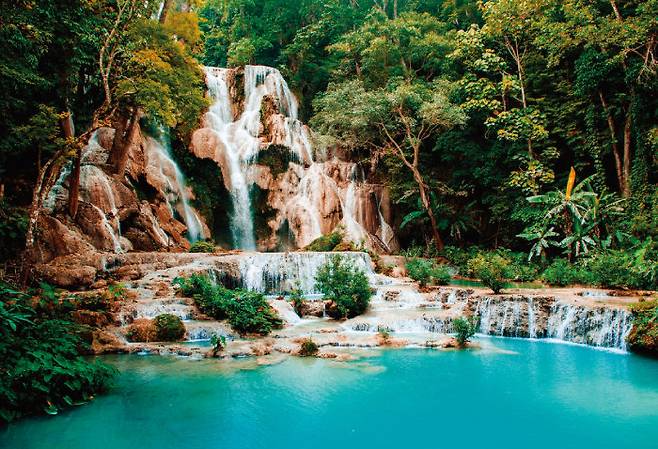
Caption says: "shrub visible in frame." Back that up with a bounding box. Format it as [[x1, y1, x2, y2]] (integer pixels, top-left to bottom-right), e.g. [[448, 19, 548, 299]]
[[467, 253, 511, 293], [174, 274, 282, 335], [315, 255, 372, 318], [209, 333, 227, 357], [125, 318, 157, 342], [440, 245, 480, 274], [627, 300, 658, 356], [189, 240, 216, 253], [303, 229, 343, 251], [406, 258, 433, 286], [432, 265, 452, 285], [153, 314, 185, 341], [299, 338, 318, 356], [405, 258, 452, 287], [0, 283, 116, 423], [453, 316, 478, 346], [289, 287, 304, 316], [541, 258, 582, 286]]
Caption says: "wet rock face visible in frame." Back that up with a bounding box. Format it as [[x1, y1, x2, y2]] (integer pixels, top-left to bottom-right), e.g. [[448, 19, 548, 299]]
[[37, 125, 207, 263], [191, 65, 399, 252]]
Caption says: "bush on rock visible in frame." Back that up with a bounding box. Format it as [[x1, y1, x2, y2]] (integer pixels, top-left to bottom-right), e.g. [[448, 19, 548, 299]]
[[315, 256, 371, 319], [153, 313, 185, 341], [173, 274, 282, 335]]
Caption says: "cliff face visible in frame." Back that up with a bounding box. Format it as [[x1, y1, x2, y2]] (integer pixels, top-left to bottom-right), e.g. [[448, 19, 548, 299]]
[[36, 126, 209, 285], [191, 65, 399, 253]]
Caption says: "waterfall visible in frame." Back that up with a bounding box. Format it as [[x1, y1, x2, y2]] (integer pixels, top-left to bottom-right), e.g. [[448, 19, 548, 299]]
[[144, 130, 204, 242], [204, 65, 314, 249], [546, 302, 632, 349], [473, 296, 633, 350], [237, 251, 376, 294]]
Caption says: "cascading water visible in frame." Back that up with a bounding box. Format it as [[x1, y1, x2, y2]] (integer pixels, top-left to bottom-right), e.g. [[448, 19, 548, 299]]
[[198, 65, 397, 251], [203, 65, 314, 249], [79, 165, 124, 252], [473, 296, 633, 350], [237, 251, 377, 295], [143, 129, 204, 242]]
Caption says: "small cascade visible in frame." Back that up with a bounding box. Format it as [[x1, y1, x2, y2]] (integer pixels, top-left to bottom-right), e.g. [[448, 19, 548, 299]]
[[79, 165, 123, 252], [237, 251, 376, 294], [473, 296, 633, 350], [144, 130, 205, 242], [547, 302, 632, 350]]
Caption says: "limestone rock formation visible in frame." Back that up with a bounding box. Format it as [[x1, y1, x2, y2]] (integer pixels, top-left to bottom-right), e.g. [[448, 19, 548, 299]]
[[191, 65, 399, 252], [37, 125, 209, 273]]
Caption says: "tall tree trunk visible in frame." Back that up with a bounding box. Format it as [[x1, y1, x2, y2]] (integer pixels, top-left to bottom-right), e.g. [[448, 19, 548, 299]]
[[61, 113, 81, 218], [598, 90, 625, 193], [622, 106, 632, 197], [160, 0, 175, 24], [412, 168, 444, 252], [68, 147, 81, 218]]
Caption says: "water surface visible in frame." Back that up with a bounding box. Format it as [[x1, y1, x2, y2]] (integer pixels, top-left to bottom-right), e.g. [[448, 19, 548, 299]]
[[3, 339, 658, 449]]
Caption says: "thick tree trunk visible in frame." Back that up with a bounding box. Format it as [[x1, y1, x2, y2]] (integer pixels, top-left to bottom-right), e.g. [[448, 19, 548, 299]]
[[109, 108, 142, 176]]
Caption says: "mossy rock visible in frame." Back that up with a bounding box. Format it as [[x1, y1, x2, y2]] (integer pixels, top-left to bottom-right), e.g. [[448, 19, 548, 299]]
[[303, 230, 344, 252], [126, 319, 157, 342], [189, 240, 216, 253], [628, 300, 658, 356], [153, 313, 186, 341]]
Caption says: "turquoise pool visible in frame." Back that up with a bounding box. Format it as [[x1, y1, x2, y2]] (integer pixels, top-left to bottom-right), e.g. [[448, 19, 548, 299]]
[[2, 339, 658, 449]]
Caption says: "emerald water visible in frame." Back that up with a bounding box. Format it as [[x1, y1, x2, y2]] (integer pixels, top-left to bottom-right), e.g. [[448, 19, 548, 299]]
[[3, 339, 658, 449]]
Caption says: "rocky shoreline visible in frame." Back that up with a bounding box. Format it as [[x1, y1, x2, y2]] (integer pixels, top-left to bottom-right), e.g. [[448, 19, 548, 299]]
[[45, 251, 649, 359]]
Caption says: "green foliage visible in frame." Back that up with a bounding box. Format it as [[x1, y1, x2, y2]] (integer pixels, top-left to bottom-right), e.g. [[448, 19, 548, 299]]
[[627, 300, 658, 356], [452, 316, 478, 346], [0, 202, 28, 262], [299, 338, 318, 357], [303, 229, 344, 252], [0, 283, 116, 423], [210, 333, 227, 356], [289, 286, 304, 316], [467, 253, 512, 293], [174, 274, 283, 335], [189, 240, 217, 253], [153, 314, 185, 341], [405, 258, 451, 287], [541, 259, 584, 287], [315, 256, 371, 319]]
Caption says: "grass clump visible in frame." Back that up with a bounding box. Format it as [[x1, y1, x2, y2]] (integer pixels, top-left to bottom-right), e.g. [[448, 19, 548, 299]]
[[315, 255, 372, 319], [153, 313, 185, 341], [174, 274, 282, 335], [453, 316, 478, 346], [303, 229, 344, 252]]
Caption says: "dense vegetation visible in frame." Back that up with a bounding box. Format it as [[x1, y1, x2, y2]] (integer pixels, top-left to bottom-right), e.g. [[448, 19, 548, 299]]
[[315, 256, 372, 318], [0, 283, 116, 423], [174, 273, 282, 335], [1, 0, 655, 290]]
